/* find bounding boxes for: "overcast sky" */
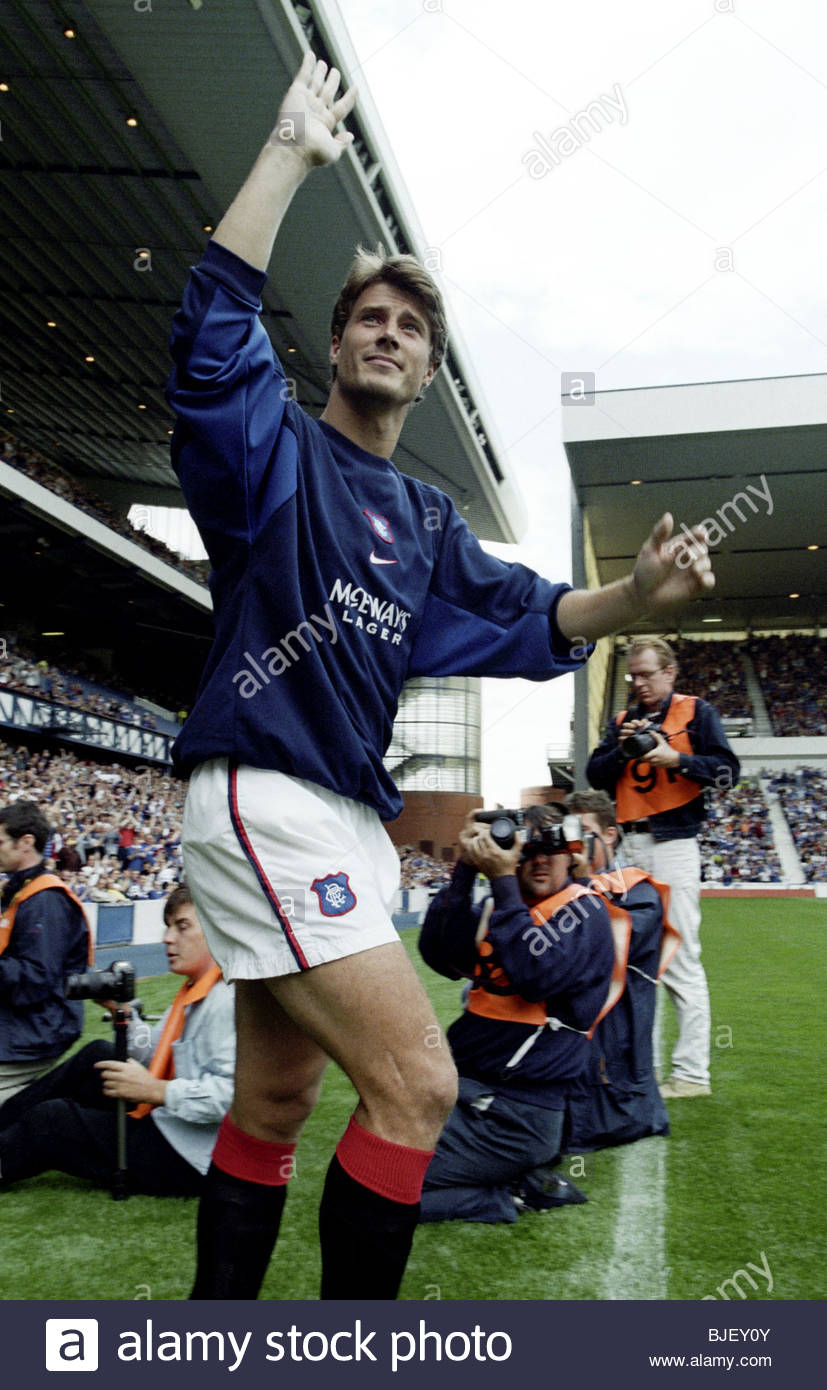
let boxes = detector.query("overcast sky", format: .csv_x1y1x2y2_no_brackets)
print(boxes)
332,0,827,803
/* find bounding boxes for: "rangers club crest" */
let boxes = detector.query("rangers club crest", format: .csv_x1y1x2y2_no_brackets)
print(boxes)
363,509,394,545
311,872,357,917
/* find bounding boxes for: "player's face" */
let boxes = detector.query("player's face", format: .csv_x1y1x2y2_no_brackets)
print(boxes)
331,282,435,408
163,904,213,981
518,847,570,902
627,648,676,711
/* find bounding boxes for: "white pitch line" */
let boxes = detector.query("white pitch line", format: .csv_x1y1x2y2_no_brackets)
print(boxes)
600,1134,668,1300
601,990,669,1300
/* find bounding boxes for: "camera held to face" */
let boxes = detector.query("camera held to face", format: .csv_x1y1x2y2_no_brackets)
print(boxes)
474,808,527,849
66,960,135,1004
474,809,585,857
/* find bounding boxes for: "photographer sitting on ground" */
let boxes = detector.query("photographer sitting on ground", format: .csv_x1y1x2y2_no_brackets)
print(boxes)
417,807,617,1223
0,888,234,1196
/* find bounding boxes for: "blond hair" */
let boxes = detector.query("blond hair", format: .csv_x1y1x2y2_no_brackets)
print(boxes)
626,636,678,674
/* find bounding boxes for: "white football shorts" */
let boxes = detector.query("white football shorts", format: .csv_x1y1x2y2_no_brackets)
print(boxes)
181,759,401,980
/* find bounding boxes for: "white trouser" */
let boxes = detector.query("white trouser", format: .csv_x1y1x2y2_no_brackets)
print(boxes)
0,1057,61,1107
621,831,710,1086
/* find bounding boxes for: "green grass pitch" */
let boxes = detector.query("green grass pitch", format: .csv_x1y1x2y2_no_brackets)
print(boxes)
1,898,823,1301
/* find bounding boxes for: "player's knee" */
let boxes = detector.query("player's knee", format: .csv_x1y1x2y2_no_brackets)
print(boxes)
396,1047,457,1135
424,1049,458,1126
234,1073,323,1144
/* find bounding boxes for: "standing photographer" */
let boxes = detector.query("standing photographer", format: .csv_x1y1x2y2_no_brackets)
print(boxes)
586,638,740,1098
417,808,615,1223
0,800,90,1104
0,888,234,1196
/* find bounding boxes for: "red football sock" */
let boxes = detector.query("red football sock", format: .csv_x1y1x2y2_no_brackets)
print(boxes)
212,1114,296,1186
335,1114,434,1203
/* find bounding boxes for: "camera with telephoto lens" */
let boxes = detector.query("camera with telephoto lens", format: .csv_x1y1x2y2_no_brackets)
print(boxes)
66,960,135,1004
619,723,660,761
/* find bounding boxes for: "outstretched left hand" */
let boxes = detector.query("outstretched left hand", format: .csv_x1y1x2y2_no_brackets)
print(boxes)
632,513,714,612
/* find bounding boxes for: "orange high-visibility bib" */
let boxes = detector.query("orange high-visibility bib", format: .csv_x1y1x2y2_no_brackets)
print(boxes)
0,873,93,962
467,882,630,1042
615,693,701,822
590,865,681,979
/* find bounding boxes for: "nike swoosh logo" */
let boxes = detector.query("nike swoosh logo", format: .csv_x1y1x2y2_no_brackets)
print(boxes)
369,551,398,565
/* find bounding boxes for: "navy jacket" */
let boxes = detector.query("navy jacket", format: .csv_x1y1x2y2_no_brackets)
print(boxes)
586,692,740,839
0,865,88,1062
419,862,614,1110
565,872,669,1150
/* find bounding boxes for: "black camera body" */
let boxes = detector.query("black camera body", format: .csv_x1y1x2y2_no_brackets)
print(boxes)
619,725,659,761
474,809,585,855
522,814,585,859
474,808,525,849
66,960,135,1004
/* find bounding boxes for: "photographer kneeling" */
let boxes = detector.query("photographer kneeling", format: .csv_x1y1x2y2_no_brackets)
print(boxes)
418,808,616,1224
0,888,234,1196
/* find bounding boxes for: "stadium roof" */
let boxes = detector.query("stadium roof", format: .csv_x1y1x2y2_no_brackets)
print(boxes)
564,371,827,633
0,0,525,542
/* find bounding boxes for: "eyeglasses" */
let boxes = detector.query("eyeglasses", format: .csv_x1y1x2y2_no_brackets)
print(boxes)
630,664,673,680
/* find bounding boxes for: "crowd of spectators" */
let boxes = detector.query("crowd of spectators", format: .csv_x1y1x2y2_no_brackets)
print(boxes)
748,635,827,737
621,633,827,737
2,646,159,730
697,777,783,884
670,638,752,721
0,740,185,903
393,845,451,892
765,766,827,882
0,634,183,734
0,433,209,586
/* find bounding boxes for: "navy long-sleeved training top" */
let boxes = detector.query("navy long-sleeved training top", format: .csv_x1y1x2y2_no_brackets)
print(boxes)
166,242,590,820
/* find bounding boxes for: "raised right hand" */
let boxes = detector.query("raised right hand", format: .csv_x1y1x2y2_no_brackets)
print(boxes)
269,51,357,168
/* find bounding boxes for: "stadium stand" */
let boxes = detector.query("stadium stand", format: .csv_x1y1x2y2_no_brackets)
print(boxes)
0,433,209,587
671,638,752,721
0,635,180,736
748,635,827,737
397,845,451,891
698,777,783,884
766,767,827,882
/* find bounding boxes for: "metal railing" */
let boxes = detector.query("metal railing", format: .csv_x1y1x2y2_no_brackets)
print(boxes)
0,690,174,765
